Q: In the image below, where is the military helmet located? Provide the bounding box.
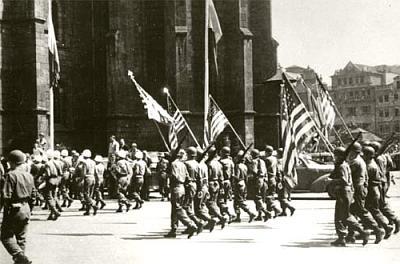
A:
[362,146,375,157]
[46,149,54,159]
[349,142,362,153]
[60,149,69,157]
[33,155,43,163]
[370,141,382,153]
[187,146,198,157]
[53,150,61,159]
[117,150,127,159]
[221,146,231,155]
[82,149,92,158]
[177,149,186,158]
[94,155,103,163]
[251,149,260,158]
[333,146,346,157]
[8,150,26,165]
[135,151,143,160]
[361,140,371,147]
[265,145,274,153]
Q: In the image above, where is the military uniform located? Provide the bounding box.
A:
[1,150,34,263]
[264,154,282,216]
[113,157,133,212]
[82,155,98,216]
[156,157,169,201]
[43,157,62,220]
[94,156,106,209]
[131,158,146,208]
[60,155,74,208]
[276,156,295,216]
[206,157,227,226]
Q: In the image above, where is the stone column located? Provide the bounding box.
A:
[0,0,50,153]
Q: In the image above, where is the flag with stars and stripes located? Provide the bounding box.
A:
[281,73,318,182]
[168,109,186,150]
[316,82,336,135]
[204,95,229,146]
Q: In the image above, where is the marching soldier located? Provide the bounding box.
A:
[81,149,98,216]
[363,146,393,239]
[347,142,384,243]
[232,150,256,223]
[43,150,62,220]
[59,150,74,208]
[263,145,282,216]
[1,150,34,264]
[164,149,198,238]
[94,155,106,209]
[156,153,169,201]
[329,147,370,247]
[131,151,146,209]
[248,149,271,221]
[276,148,295,216]
[206,147,227,228]
[113,150,133,212]
[218,146,236,222]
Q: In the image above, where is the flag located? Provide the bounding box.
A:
[281,73,318,180]
[318,83,336,133]
[129,72,173,125]
[204,95,229,146]
[168,110,185,150]
[208,0,222,43]
[48,0,60,88]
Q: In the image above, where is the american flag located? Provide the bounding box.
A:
[317,82,336,134]
[48,0,60,88]
[204,95,229,146]
[281,73,317,179]
[168,109,185,150]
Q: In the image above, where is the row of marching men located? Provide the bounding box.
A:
[329,141,399,247]
[160,144,296,239]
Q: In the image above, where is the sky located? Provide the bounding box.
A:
[271,0,400,85]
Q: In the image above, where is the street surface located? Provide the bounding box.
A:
[1,174,400,264]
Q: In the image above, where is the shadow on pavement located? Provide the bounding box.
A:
[40,232,114,237]
[281,237,333,248]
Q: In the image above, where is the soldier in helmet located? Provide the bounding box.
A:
[113,150,133,212]
[329,147,370,246]
[248,149,271,221]
[43,150,62,220]
[58,150,74,208]
[346,142,384,243]
[232,150,256,223]
[206,147,227,228]
[1,150,35,264]
[81,149,98,216]
[156,152,170,201]
[276,148,295,216]
[131,151,146,209]
[363,146,394,239]
[94,155,106,209]
[164,149,198,238]
[263,145,282,217]
[218,146,236,222]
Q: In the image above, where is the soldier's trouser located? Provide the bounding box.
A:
[184,182,202,226]
[366,186,390,229]
[207,181,225,221]
[194,187,213,222]
[159,175,169,198]
[60,177,72,203]
[222,179,232,200]
[1,203,30,257]
[254,178,268,214]
[170,185,196,231]
[94,180,105,205]
[132,176,144,203]
[335,189,365,238]
[379,189,399,224]
[116,176,130,206]
[233,183,253,217]
[44,184,60,214]
[83,176,95,208]
[350,187,380,231]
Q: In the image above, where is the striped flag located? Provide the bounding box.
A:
[128,72,173,125]
[281,73,318,181]
[317,83,336,133]
[168,110,185,150]
[48,0,60,88]
[204,95,229,146]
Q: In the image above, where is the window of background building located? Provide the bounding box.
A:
[355,91,359,97]
[395,108,399,117]
[394,93,398,100]
[361,91,365,97]
[347,107,356,116]
[384,95,389,102]
[385,110,389,117]
[380,126,384,134]
[338,79,342,86]
[379,110,383,117]
[367,89,370,96]
[349,91,353,97]
[361,106,371,114]
[360,76,364,83]
[344,78,347,85]
[349,77,353,85]
[395,124,400,132]
[379,96,383,103]
[397,81,400,89]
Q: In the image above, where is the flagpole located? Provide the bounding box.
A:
[49,86,54,150]
[165,90,201,148]
[210,96,246,149]
[283,73,334,154]
[153,121,171,152]
[204,0,210,147]
[315,74,354,140]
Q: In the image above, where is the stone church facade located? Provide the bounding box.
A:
[0,0,278,154]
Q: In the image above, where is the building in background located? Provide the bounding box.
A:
[0,0,278,154]
[331,62,400,139]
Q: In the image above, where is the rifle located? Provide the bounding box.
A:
[343,132,362,159]
[237,143,253,161]
[169,130,190,162]
[378,132,397,156]
[197,141,216,162]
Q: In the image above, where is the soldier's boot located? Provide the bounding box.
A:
[273,207,282,218]
[208,219,217,232]
[345,231,356,244]
[220,216,227,229]
[78,204,86,211]
[116,204,123,213]
[67,199,73,208]
[13,252,32,264]
[330,237,346,247]
[83,206,91,216]
[126,203,132,212]
[248,213,256,223]
[374,228,385,244]
[394,219,400,234]
[56,201,63,212]
[232,209,241,223]
[100,200,106,210]
[196,221,204,234]
[187,225,198,239]
[384,225,394,239]
[61,200,67,208]
[360,230,370,246]
[255,211,263,221]
[164,230,177,238]
[263,209,272,222]
[93,205,98,216]
[288,206,296,216]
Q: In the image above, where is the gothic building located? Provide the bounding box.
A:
[0,0,277,154]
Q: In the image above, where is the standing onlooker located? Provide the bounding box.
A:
[108,135,120,161]
[37,133,48,151]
